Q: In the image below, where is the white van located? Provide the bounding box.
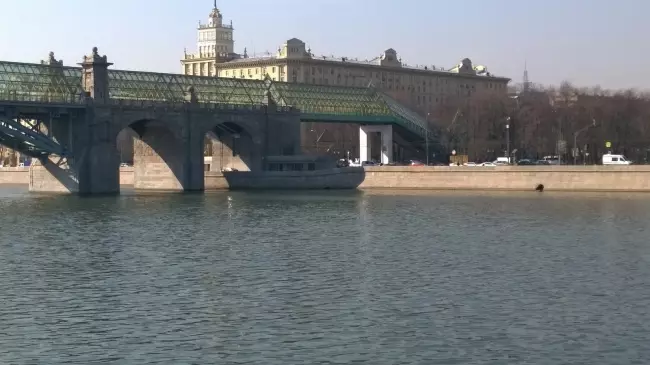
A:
[541,156,560,165]
[602,154,631,165]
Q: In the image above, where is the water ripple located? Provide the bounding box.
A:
[1,188,650,364]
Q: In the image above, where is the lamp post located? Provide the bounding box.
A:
[426,112,430,166]
[506,117,511,164]
[509,95,520,160]
[573,118,596,165]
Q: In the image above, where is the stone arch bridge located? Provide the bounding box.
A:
[0,48,436,194]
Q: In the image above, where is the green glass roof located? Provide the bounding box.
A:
[0,60,433,140]
[0,61,83,104]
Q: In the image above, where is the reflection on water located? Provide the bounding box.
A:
[1,186,650,364]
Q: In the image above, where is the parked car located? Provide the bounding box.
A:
[541,156,560,165]
[602,154,631,165]
[517,159,536,165]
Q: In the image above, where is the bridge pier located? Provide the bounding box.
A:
[133,122,203,191]
[29,140,120,195]
[360,124,393,164]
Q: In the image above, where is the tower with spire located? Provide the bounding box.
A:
[181,1,237,76]
[523,61,530,93]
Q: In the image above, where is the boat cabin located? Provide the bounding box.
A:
[264,155,337,172]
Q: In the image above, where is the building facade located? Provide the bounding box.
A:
[181,1,240,77]
[214,39,510,109]
[181,5,510,109]
[181,3,511,161]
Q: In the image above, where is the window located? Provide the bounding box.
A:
[287,163,304,171]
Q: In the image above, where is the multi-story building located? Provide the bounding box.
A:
[181,3,511,161]
[181,1,240,77]
[181,4,509,106]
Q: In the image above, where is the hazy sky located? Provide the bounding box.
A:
[0,0,647,90]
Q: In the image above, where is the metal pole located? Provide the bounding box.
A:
[426,136,429,166]
[506,119,510,164]
[557,115,562,166]
[573,133,578,165]
[426,113,430,166]
[572,119,596,166]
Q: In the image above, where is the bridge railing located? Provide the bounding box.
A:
[107,98,298,113]
[375,91,439,141]
[0,91,85,105]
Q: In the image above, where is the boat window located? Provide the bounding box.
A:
[268,163,283,171]
[287,163,303,171]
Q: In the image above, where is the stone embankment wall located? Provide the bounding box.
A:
[0,167,136,186]
[0,167,30,185]
[360,166,650,192]
[4,166,650,192]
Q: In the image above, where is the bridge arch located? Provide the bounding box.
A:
[204,121,261,172]
[116,118,188,191]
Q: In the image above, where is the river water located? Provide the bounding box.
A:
[1,186,650,364]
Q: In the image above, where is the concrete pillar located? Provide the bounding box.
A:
[359,126,370,163]
[359,124,393,164]
[380,124,393,164]
[29,141,119,195]
[29,113,120,195]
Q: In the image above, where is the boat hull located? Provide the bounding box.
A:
[218,167,365,190]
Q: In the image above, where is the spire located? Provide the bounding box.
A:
[523,60,530,93]
[209,0,221,19]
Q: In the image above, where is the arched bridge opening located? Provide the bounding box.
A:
[204,122,260,173]
[117,119,194,192]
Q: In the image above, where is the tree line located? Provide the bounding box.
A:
[427,82,650,164]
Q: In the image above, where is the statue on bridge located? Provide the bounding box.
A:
[41,51,63,66]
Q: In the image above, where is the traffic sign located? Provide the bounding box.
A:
[572,148,580,157]
[605,141,611,148]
